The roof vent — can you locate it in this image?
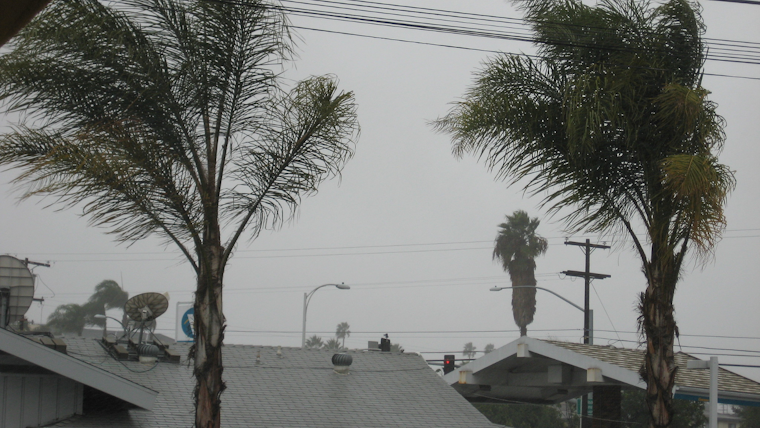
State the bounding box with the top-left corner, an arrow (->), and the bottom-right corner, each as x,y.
137,343 -> 159,364
332,353 -> 353,374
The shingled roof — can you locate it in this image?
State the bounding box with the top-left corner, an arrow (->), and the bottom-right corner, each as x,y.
50,337 -> 498,428
444,336 -> 760,407
549,340 -> 760,397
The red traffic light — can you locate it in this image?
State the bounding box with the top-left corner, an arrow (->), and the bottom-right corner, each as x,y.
443,354 -> 455,374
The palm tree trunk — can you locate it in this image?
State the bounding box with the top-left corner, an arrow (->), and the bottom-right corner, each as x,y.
193,225 -> 226,428
510,271 -> 537,337
640,262 -> 678,428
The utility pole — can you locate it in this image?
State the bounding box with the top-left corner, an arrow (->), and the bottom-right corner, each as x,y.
561,239 -> 610,428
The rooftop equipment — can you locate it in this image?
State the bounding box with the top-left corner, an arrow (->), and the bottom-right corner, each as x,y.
0,255 -> 35,328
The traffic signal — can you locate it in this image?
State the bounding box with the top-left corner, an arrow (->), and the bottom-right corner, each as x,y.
443,354 -> 455,374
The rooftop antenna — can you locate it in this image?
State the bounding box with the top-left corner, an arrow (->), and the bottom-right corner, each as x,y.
124,292 -> 169,344
97,291 -> 179,364
0,255 -> 36,329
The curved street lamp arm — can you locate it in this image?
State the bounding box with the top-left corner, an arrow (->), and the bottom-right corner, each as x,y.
302,283 -> 349,349
491,285 -> 584,313
304,283 -> 340,311
93,314 -> 127,329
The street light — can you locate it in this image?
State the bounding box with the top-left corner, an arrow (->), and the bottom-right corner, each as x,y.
489,285 -> 592,342
302,283 -> 350,349
93,313 -> 126,339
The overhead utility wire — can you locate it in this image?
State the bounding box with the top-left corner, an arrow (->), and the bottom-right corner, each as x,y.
284,9 -> 760,64
288,26 -> 760,81
283,8 -> 536,44
283,0 -> 760,54
51,273 -> 563,296
283,0 -> 530,32
278,0 -> 760,64
16,228 -> 760,257
710,0 -> 760,5
201,0 -> 760,69
105,2 -> 760,84
181,0 -> 760,64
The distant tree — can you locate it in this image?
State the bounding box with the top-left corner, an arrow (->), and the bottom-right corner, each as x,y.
735,406 -> 760,428
474,403 -> 577,428
484,343 -> 495,354
46,304 -> 88,335
47,279 -> 130,333
620,389 -> 706,428
336,322 -> 351,348
492,210 -> 548,337
463,342 -> 477,358
390,343 -> 404,353
305,335 -> 324,349
85,280 -> 129,328
323,337 -> 344,351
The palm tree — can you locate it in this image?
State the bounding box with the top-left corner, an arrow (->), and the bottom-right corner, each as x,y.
305,335 -> 324,349
85,280 -> 129,328
46,304 -> 88,335
0,1 -> 359,426
435,0 -> 734,425
462,342 -> 477,358
493,210 -> 548,337
390,343 -> 404,353
335,322 -> 351,348
322,337 -> 343,351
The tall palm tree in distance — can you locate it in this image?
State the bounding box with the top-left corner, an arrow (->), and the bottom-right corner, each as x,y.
335,322 -> 351,348
493,211 -> 548,337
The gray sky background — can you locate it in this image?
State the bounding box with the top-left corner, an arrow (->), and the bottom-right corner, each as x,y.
2,0 -> 760,380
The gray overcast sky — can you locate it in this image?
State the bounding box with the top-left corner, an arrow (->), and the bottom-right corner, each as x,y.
2,0 -> 760,380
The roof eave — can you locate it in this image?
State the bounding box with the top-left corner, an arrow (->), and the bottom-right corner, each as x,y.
0,329 -> 157,410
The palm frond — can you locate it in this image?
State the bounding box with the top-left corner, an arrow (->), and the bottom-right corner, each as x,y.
224,75 -> 359,256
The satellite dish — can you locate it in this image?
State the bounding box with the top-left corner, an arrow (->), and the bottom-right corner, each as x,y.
0,255 -> 35,325
124,292 -> 169,322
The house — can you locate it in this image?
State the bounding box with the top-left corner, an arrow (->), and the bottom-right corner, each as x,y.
0,327 -> 156,428
0,327 -> 500,428
443,336 -> 760,427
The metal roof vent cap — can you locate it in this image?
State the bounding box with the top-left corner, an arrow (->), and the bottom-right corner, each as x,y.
137,343 -> 160,365
332,353 -> 352,374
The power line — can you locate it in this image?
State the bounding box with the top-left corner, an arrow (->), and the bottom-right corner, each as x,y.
143,0 -> 760,80
292,25 -> 760,82
276,0 -> 760,64
710,0 -> 760,5
13,227 -> 759,259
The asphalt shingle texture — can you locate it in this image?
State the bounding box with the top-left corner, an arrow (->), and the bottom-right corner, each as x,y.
548,340 -> 760,395
53,338 -> 498,427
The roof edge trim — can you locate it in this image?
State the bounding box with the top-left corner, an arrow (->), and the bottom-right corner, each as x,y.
0,328 -> 157,410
